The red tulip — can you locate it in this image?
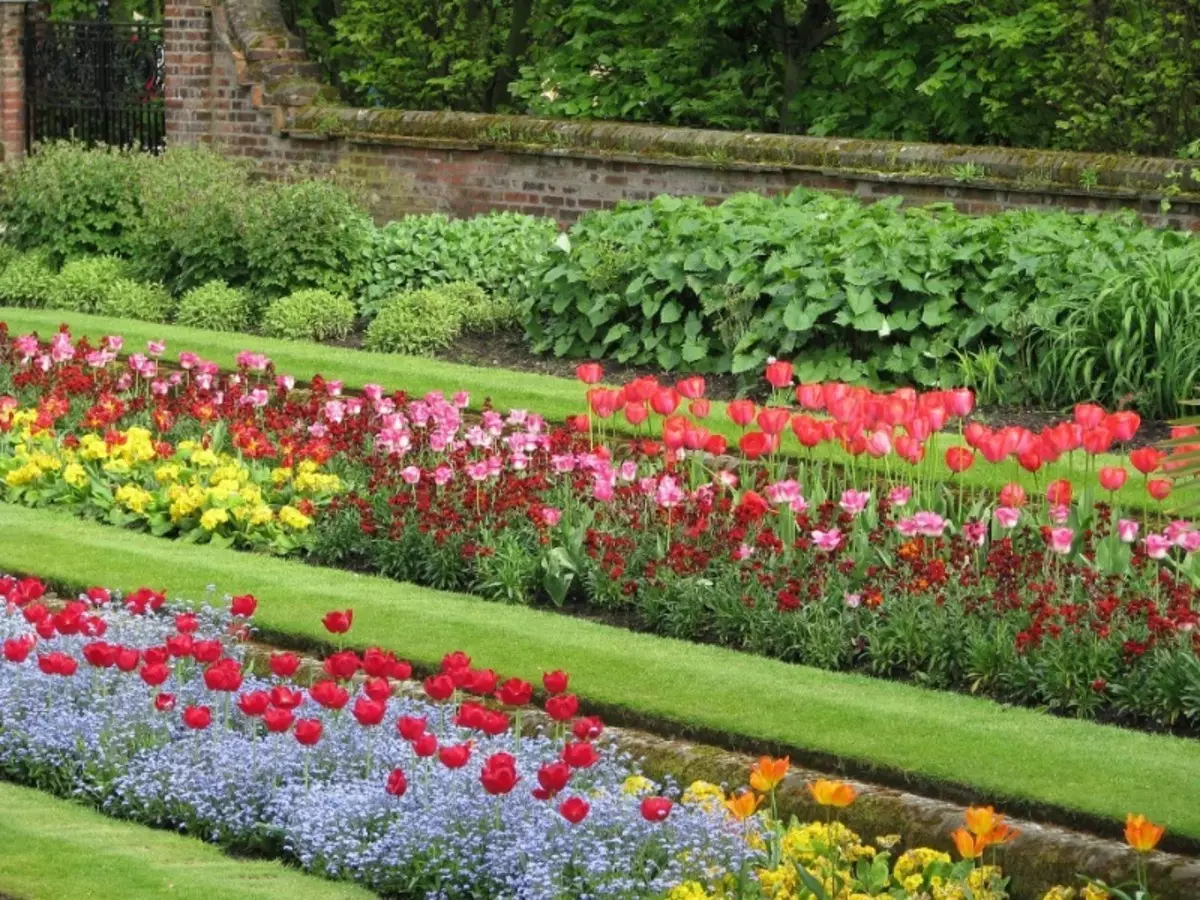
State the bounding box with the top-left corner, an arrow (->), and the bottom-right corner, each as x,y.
542,670 -> 569,695
1098,466 -> 1128,492
264,707 -> 294,733
352,696 -> 386,727
558,796 -> 590,824
22,603 -> 48,624
2,636 -> 35,663
998,483 -> 1027,508
944,446 -> 975,473
1107,411 -> 1141,442
35,619 -> 56,640
495,678 -> 533,707
386,768 -> 408,797
640,796 -> 673,822
676,376 -> 706,400
1074,403 -> 1106,429
82,641 -> 118,668
115,648 -> 140,672
230,594 -> 257,618
624,402 -> 648,426
413,733 -> 439,757
396,715 -> 427,741
1082,426 -> 1114,456
568,414 -> 590,433
268,652 -> 300,678
322,609 -> 353,634
1130,447 -> 1163,475
37,651 -> 77,676
269,685 -> 304,709
756,407 -> 790,436
323,650 -> 361,681
203,659 -> 243,693
650,389 -> 680,417
480,752 -> 520,795
468,668 -> 498,695
139,663 -> 170,687
174,613 -> 199,634
166,633 -> 194,658
764,360 -> 793,389
154,692 -> 176,713
572,716 -> 604,740
946,388 -> 974,418
363,676 -> 392,702
480,710 -> 510,736
795,383 -> 824,411
424,673 -> 455,702
182,705 -> 212,730
237,690 -> 270,717
575,363 -> 603,385
562,740 -> 600,769
739,431 -> 775,460
390,659 -> 413,681
1045,479 -> 1072,506
703,434 -> 728,455
192,639 -> 222,664
1018,450 -> 1042,473
546,694 -> 580,722
536,760 -> 572,798
688,398 -> 711,419
1148,479 -> 1172,501
309,680 -> 350,710
294,718 -> 323,746
439,743 -> 472,769
726,399 -> 757,428
455,701 -> 487,730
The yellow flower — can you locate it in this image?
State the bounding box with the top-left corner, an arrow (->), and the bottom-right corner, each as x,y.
681,781 -> 726,812
154,464 -> 181,484
278,505 -> 312,530
620,775 -> 655,796
200,508 -> 229,531
875,833 -> 901,849
101,458 -> 131,475
271,466 -> 293,485
63,462 -> 88,488
248,504 -> 274,526
893,847 -> 951,883
749,756 -> 789,793
115,484 -> 153,515
4,462 -> 41,486
79,434 -> 109,460
191,448 -> 219,467
1040,889 -> 1076,900
666,883 -> 713,900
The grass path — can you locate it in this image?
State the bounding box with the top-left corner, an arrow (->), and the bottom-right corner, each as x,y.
0,781 -> 374,900
1,503 -> 1198,839
0,307 -> 1149,503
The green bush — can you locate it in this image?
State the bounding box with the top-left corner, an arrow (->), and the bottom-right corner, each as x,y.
96,279 -> 173,323
365,286 -> 467,354
243,178 -> 374,299
46,256 -> 130,314
262,289 -> 356,342
0,142 -> 145,263
125,146 -> 254,293
0,250 -> 56,308
174,280 -> 256,332
361,213 -> 555,319
522,188 -> 1192,397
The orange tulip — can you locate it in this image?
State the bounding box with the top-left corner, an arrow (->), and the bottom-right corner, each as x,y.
749,756 -> 789,793
965,805 -> 998,837
1125,814 -> 1165,853
807,778 -> 857,808
952,827 -> 989,860
986,822 -> 1020,846
724,790 -> 763,822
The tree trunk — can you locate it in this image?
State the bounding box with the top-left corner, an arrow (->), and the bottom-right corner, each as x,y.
488,0 -> 535,112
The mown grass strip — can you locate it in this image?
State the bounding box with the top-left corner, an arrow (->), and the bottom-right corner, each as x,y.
0,780 -> 374,900
0,307 -> 1144,501
1,503 -> 1197,839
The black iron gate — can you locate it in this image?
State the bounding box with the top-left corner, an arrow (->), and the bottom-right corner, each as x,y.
23,20 -> 165,153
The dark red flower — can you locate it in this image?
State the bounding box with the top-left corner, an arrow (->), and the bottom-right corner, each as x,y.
182,705 -> 212,730
264,706 -> 295,733
562,740 -> 599,769
495,677 -> 533,707
396,714 -> 427,741
641,796 -> 673,822
294,718 -> 323,745
230,594 -> 258,617
237,690 -> 270,717
438,742 -> 472,769
352,696 -> 386,727
386,768 -> 408,797
268,652 -> 300,678
545,694 -> 579,722
322,609 -> 353,634
480,752 -> 520,795
139,663 -> 170,686
542,670 -> 569,695
423,673 -> 455,702
558,796 -> 590,824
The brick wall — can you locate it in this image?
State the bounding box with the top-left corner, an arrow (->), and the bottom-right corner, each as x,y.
165,0 -> 1200,230
0,4 -> 25,163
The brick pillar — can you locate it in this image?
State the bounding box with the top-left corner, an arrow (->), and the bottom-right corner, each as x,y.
163,0 -> 213,145
0,3 -> 26,163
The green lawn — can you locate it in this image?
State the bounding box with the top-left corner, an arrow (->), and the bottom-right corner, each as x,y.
0,781 -> 374,900
1,504 -> 1198,839
0,307 -> 1146,502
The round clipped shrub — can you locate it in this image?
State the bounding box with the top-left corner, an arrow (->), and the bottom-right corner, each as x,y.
46,255 -> 129,313
365,287 -> 466,354
175,280 -> 255,332
0,249 -> 56,307
261,289 -> 356,342
96,278 -> 174,322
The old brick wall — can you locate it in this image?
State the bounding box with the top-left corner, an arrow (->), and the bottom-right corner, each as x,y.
162,0 -> 1200,229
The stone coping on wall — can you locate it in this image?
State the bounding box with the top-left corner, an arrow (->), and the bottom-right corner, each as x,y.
209,0 -> 1200,209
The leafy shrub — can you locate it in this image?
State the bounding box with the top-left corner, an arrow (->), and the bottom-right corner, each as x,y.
361,213 -> 555,319
0,250 -> 56,308
243,178 -> 374,299
523,188 -> 1193,399
365,286 -> 467,354
125,146 -> 254,293
261,289 -> 356,341
46,256 -> 130,314
0,141 -> 145,263
96,278 -> 173,322
174,280 -> 256,332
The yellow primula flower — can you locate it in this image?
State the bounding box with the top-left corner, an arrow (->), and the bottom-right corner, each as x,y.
665,883 -> 714,900
681,781 -> 726,812
894,846 -> 951,883
200,507 -> 229,531
79,434 -> 109,461
101,459 -> 131,476
154,464 -> 181,484
4,462 -> 42,487
191,448 -> 219,467
63,462 -> 88,488
620,775 -> 655,796
271,466 -> 293,485
115,484 -> 153,515
248,504 -> 274,526
278,505 -> 312,530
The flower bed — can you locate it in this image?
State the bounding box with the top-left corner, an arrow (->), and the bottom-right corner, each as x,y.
1,326 -> 1198,732
0,575 -> 1169,899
